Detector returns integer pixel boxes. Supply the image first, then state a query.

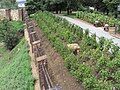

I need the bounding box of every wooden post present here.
[36,55,47,90]
[27,26,34,33]
[32,40,41,53]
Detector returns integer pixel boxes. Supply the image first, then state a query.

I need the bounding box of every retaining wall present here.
[0,9,24,21]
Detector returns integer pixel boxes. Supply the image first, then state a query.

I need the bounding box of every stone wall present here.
[11,10,19,20]
[0,9,6,19]
[0,9,24,21]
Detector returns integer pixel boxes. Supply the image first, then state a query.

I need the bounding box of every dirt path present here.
[33,20,84,90]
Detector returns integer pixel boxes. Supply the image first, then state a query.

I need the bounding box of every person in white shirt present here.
[94,21,99,27]
[104,24,109,31]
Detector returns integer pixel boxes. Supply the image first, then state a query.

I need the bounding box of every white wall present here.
[0,9,6,19]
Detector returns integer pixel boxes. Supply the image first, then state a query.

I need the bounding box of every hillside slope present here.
[0,43,9,60]
[0,38,34,90]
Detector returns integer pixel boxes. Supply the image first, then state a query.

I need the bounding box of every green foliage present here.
[0,0,17,9]
[82,76,98,89]
[0,19,24,50]
[76,11,117,27]
[0,38,34,90]
[26,0,84,15]
[9,20,24,32]
[103,0,120,13]
[34,11,120,90]
[25,0,42,15]
[0,43,9,59]
[117,22,120,33]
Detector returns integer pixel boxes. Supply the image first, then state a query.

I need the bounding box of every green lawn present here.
[0,43,9,59]
[59,11,76,18]
[64,13,76,18]
[0,38,34,90]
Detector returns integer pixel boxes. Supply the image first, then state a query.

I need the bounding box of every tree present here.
[49,0,64,14]
[25,0,83,14]
[25,0,42,15]
[26,0,64,14]
[103,0,120,16]
[0,0,17,9]
[26,0,120,15]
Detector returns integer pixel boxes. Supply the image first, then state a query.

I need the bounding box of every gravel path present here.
[58,15,120,47]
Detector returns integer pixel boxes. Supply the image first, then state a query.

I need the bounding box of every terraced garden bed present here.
[34,11,120,90]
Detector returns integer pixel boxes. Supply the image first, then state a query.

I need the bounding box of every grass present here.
[10,20,24,32]
[0,43,9,59]
[53,11,77,18]
[61,11,77,18]
[0,38,34,90]
[64,13,76,18]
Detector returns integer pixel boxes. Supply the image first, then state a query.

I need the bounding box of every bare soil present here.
[33,20,84,90]
[108,27,120,39]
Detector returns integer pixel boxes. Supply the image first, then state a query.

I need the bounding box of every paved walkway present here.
[59,15,120,47]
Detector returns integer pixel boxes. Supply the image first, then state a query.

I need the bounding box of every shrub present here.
[0,19,24,50]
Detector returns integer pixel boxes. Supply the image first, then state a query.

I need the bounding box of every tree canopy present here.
[0,0,17,9]
[25,0,120,15]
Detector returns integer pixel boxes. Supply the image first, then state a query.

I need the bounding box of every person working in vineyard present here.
[67,43,80,55]
[104,23,109,31]
[94,20,99,27]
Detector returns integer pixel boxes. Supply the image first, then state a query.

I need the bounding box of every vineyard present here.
[76,11,120,33]
[0,0,119,89]
[34,11,120,90]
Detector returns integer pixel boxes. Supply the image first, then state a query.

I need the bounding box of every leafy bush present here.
[117,22,120,33]
[0,19,24,50]
[76,11,118,27]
